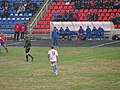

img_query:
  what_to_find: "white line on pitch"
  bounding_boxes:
[7,42,23,46]
[91,41,120,48]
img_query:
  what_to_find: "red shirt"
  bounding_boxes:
[0,34,6,43]
[14,23,21,32]
[21,25,26,32]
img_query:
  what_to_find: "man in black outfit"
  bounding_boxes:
[24,36,34,62]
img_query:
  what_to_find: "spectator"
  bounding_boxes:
[114,0,120,9]
[72,11,78,21]
[109,16,117,24]
[14,22,21,41]
[59,27,65,40]
[53,11,58,21]
[52,27,59,47]
[98,26,104,40]
[17,4,25,13]
[69,10,73,21]
[93,12,99,21]
[63,11,69,21]
[1,0,9,9]
[13,1,19,11]
[29,4,36,14]
[87,12,93,21]
[77,26,85,40]
[116,14,120,24]
[86,26,91,40]
[109,0,114,9]
[64,27,71,40]
[2,7,9,18]
[58,13,63,21]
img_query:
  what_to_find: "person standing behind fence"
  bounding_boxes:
[52,27,59,47]
[20,23,27,41]
[14,21,21,41]
[86,26,91,40]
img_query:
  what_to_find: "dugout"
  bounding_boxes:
[50,22,115,40]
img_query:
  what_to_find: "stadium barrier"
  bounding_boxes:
[50,22,115,40]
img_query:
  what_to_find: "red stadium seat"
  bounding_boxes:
[57,2,61,6]
[108,9,112,13]
[84,9,88,13]
[52,2,57,6]
[68,5,72,9]
[46,10,51,14]
[111,13,115,16]
[89,9,94,12]
[35,25,40,29]
[103,17,108,21]
[61,2,65,5]
[54,6,58,10]
[75,9,79,13]
[45,25,50,29]
[103,9,107,13]
[106,13,110,17]
[71,2,74,6]
[98,17,102,21]
[49,6,53,9]
[40,25,45,29]
[118,9,120,13]
[38,21,43,25]
[114,24,117,28]
[61,10,65,13]
[59,6,63,9]
[63,6,67,9]
[101,13,105,17]
[118,24,120,28]
[98,9,102,13]
[79,9,83,13]
[113,9,117,12]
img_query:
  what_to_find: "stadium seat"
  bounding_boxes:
[103,9,107,13]
[108,9,112,13]
[98,9,102,13]
[113,9,117,12]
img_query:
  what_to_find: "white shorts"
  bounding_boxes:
[50,61,57,66]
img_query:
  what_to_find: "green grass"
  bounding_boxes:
[0,47,120,90]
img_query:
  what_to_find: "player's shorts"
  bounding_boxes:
[25,48,30,53]
[0,42,6,47]
[50,61,57,66]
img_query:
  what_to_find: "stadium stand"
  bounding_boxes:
[32,0,120,34]
[0,0,44,34]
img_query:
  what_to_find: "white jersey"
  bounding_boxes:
[48,49,58,62]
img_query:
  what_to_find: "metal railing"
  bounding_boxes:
[28,0,52,34]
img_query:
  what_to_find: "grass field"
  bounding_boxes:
[0,47,120,90]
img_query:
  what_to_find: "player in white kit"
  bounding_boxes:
[48,45,59,75]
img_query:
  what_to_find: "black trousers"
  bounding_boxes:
[14,32,19,40]
[21,32,25,39]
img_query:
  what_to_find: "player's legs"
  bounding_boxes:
[26,48,34,62]
[51,62,58,75]
[0,43,1,53]
[28,54,34,61]
[55,38,58,47]
[2,43,8,53]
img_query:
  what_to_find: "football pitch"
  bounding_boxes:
[0,47,120,90]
